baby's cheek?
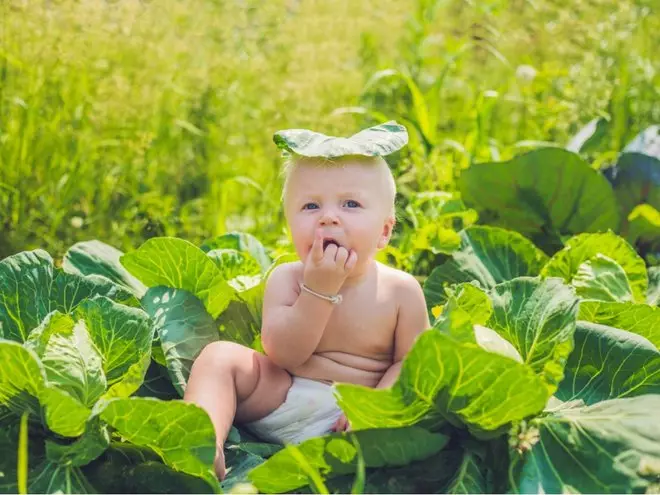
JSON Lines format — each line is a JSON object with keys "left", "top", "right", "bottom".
{"left": 297, "top": 244, "right": 310, "bottom": 261}
{"left": 290, "top": 230, "right": 309, "bottom": 256}
{"left": 298, "top": 239, "right": 314, "bottom": 260}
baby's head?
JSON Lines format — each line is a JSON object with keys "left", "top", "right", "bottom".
{"left": 282, "top": 155, "right": 396, "bottom": 266}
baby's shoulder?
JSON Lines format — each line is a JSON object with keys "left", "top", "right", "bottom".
{"left": 374, "top": 263, "right": 429, "bottom": 331}
{"left": 266, "top": 260, "right": 304, "bottom": 286}
{"left": 263, "top": 261, "right": 304, "bottom": 304}
{"left": 374, "top": 262, "right": 423, "bottom": 296}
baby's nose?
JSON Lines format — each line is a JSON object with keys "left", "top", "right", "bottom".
{"left": 319, "top": 211, "right": 340, "bottom": 225}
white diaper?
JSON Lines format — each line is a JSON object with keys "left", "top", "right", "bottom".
{"left": 243, "top": 376, "right": 343, "bottom": 445}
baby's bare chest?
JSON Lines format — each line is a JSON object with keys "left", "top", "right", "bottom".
{"left": 315, "top": 291, "right": 398, "bottom": 358}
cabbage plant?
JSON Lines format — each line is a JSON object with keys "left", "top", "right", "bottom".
{"left": 5, "top": 227, "right": 659, "bottom": 494}
{"left": 460, "top": 125, "right": 660, "bottom": 258}
{"left": 0, "top": 250, "right": 219, "bottom": 493}
{"left": 247, "top": 227, "right": 660, "bottom": 493}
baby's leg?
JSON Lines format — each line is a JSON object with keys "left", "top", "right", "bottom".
{"left": 184, "top": 341, "right": 292, "bottom": 480}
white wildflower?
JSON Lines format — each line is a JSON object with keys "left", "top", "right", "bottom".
{"left": 516, "top": 64, "right": 537, "bottom": 84}
{"left": 70, "top": 216, "right": 84, "bottom": 229}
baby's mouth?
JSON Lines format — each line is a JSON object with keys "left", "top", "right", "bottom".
{"left": 323, "top": 239, "right": 341, "bottom": 250}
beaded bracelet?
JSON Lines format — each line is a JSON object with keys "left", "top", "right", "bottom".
{"left": 299, "top": 283, "right": 343, "bottom": 305}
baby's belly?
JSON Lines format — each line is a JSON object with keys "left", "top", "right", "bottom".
{"left": 288, "top": 351, "right": 391, "bottom": 387}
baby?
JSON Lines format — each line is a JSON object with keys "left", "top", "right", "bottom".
{"left": 184, "top": 123, "right": 430, "bottom": 480}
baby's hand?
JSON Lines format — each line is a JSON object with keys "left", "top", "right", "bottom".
{"left": 303, "top": 228, "right": 358, "bottom": 295}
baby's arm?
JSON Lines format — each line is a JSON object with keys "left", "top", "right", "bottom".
{"left": 376, "top": 274, "right": 430, "bottom": 389}
{"left": 262, "top": 229, "right": 358, "bottom": 369}
{"left": 260, "top": 264, "right": 335, "bottom": 369}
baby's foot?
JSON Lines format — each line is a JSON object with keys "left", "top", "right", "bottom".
{"left": 214, "top": 447, "right": 226, "bottom": 480}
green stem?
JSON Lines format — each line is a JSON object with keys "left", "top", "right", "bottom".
{"left": 350, "top": 435, "right": 365, "bottom": 495}
{"left": 18, "top": 410, "right": 29, "bottom": 495}
{"left": 287, "top": 445, "right": 329, "bottom": 494}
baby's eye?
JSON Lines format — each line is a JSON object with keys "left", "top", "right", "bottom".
{"left": 343, "top": 199, "right": 361, "bottom": 208}
{"left": 302, "top": 202, "right": 319, "bottom": 210}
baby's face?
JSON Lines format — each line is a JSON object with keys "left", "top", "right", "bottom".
{"left": 284, "top": 160, "right": 394, "bottom": 268}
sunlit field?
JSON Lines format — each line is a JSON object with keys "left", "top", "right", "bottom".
{"left": 2, "top": 0, "right": 657, "bottom": 260}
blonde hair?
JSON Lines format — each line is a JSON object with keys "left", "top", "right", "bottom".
{"left": 281, "top": 155, "right": 397, "bottom": 217}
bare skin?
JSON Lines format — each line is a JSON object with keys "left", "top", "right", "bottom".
{"left": 184, "top": 158, "right": 430, "bottom": 480}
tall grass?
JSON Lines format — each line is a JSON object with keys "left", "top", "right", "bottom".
{"left": 1, "top": 0, "right": 657, "bottom": 258}
{"left": 349, "top": 0, "right": 659, "bottom": 194}
{"left": 0, "top": 0, "right": 408, "bottom": 257}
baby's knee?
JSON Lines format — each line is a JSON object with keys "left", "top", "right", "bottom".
{"left": 194, "top": 340, "right": 253, "bottom": 372}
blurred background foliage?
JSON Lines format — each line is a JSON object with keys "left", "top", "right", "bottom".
{"left": 1, "top": 0, "right": 658, "bottom": 261}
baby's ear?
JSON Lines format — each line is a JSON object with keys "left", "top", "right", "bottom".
{"left": 377, "top": 216, "right": 396, "bottom": 249}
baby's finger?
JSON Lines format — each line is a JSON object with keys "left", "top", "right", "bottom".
{"left": 311, "top": 229, "right": 324, "bottom": 262}
{"left": 344, "top": 250, "right": 358, "bottom": 272}
{"left": 323, "top": 242, "right": 338, "bottom": 260}
{"left": 335, "top": 246, "right": 349, "bottom": 266}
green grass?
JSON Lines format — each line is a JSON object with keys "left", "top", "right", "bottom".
{"left": 1, "top": 0, "right": 658, "bottom": 259}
